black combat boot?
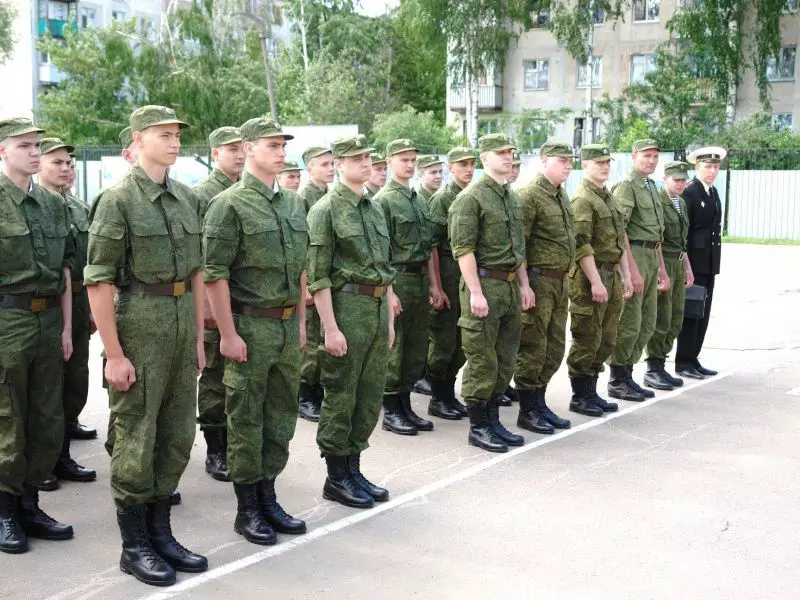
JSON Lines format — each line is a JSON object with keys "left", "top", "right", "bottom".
{"left": 516, "top": 388, "right": 555, "bottom": 434}
{"left": 413, "top": 370, "right": 432, "bottom": 395}
{"left": 495, "top": 393, "right": 513, "bottom": 407}
{"left": 569, "top": 376, "right": 604, "bottom": 417}
{"left": 590, "top": 375, "right": 618, "bottom": 412}
{"left": 68, "top": 420, "right": 98, "bottom": 440}
{"left": 487, "top": 396, "right": 524, "bottom": 445}
{"left": 467, "top": 402, "right": 508, "bottom": 453}
{"left": 504, "top": 386, "right": 519, "bottom": 402}
{"left": 298, "top": 382, "right": 321, "bottom": 422}
{"left": 54, "top": 435, "right": 97, "bottom": 482}
{"left": 233, "top": 483, "right": 276, "bottom": 545}
{"left": 626, "top": 365, "right": 655, "bottom": 398}
{"left": 644, "top": 359, "right": 676, "bottom": 391}
{"left": 427, "top": 377, "right": 461, "bottom": 420}
{"left": 323, "top": 455, "right": 374, "bottom": 509}
{"left": 346, "top": 453, "right": 389, "bottom": 502}
{"left": 536, "top": 386, "right": 571, "bottom": 429}
{"left": 39, "top": 473, "right": 59, "bottom": 491}
{"left": 399, "top": 389, "right": 434, "bottom": 431}
{"left": 169, "top": 491, "right": 182, "bottom": 506}
{"left": 662, "top": 365, "right": 684, "bottom": 388}
{"left": 258, "top": 479, "right": 307, "bottom": 534}
{"left": 446, "top": 376, "right": 468, "bottom": 417}
{"left": 607, "top": 366, "right": 646, "bottom": 402}
{"left": 0, "top": 492, "right": 27, "bottom": 554}
{"left": 146, "top": 498, "right": 208, "bottom": 572}
{"left": 382, "top": 393, "right": 418, "bottom": 435}
{"left": 203, "top": 428, "right": 230, "bottom": 482}
{"left": 20, "top": 485, "right": 73, "bottom": 540}
{"left": 118, "top": 504, "right": 176, "bottom": 586}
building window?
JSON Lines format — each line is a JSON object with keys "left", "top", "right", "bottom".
{"left": 523, "top": 59, "right": 549, "bottom": 90}
{"left": 772, "top": 113, "right": 793, "bottom": 131}
{"left": 630, "top": 54, "right": 656, "bottom": 84}
{"left": 47, "top": 1, "right": 68, "bottom": 20}
{"left": 112, "top": 10, "right": 127, "bottom": 22}
{"left": 633, "top": 0, "right": 660, "bottom": 22}
{"left": 592, "top": 6, "right": 606, "bottom": 23}
{"left": 80, "top": 7, "right": 97, "bottom": 28}
{"left": 766, "top": 46, "right": 796, "bottom": 82}
{"left": 784, "top": 0, "right": 798, "bottom": 12}
{"left": 40, "top": 51, "right": 50, "bottom": 64}
{"left": 577, "top": 56, "right": 603, "bottom": 88}
{"left": 531, "top": 10, "right": 550, "bottom": 27}
{"left": 140, "top": 16, "right": 156, "bottom": 39}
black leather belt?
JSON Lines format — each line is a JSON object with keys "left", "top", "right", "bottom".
{"left": 629, "top": 240, "right": 661, "bottom": 249}
{"left": 231, "top": 300, "right": 296, "bottom": 319}
{"left": 124, "top": 280, "right": 192, "bottom": 296}
{"left": 0, "top": 294, "right": 60, "bottom": 312}
{"left": 478, "top": 267, "right": 517, "bottom": 282}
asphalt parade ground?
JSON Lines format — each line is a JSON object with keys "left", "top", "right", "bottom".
{"left": 7, "top": 243, "right": 800, "bottom": 600}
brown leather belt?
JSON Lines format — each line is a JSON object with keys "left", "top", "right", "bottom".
{"left": 478, "top": 267, "right": 517, "bottom": 282}
{"left": 528, "top": 266, "right": 567, "bottom": 280}
{"left": 125, "top": 280, "right": 191, "bottom": 297}
{"left": 595, "top": 261, "right": 620, "bottom": 272}
{"left": 393, "top": 263, "right": 428, "bottom": 275}
{"left": 0, "top": 294, "right": 60, "bottom": 312}
{"left": 340, "top": 283, "right": 387, "bottom": 297}
{"left": 231, "top": 300, "right": 296, "bottom": 320}
{"left": 71, "top": 281, "right": 84, "bottom": 294}
{"left": 629, "top": 239, "right": 661, "bottom": 250}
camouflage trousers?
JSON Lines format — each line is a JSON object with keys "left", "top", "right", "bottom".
{"left": 64, "top": 290, "right": 91, "bottom": 425}
{"left": 567, "top": 264, "right": 623, "bottom": 377}
{"left": 385, "top": 271, "right": 429, "bottom": 395}
{"left": 197, "top": 328, "right": 226, "bottom": 431}
{"left": 317, "top": 292, "right": 390, "bottom": 457}
{"left": 458, "top": 277, "right": 522, "bottom": 406}
{"left": 515, "top": 273, "right": 568, "bottom": 390}
{"left": 109, "top": 293, "right": 197, "bottom": 509}
{"left": 427, "top": 257, "right": 464, "bottom": 382}
{"left": 301, "top": 306, "right": 322, "bottom": 387}
{"left": 647, "top": 256, "right": 686, "bottom": 361}
{"left": 610, "top": 245, "right": 659, "bottom": 366}
{"left": 0, "top": 307, "right": 64, "bottom": 495}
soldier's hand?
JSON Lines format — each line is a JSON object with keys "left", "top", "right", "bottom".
{"left": 203, "top": 302, "right": 217, "bottom": 329}
{"left": 221, "top": 334, "right": 248, "bottom": 363}
{"left": 684, "top": 270, "right": 694, "bottom": 289}
{"left": 658, "top": 273, "right": 671, "bottom": 292}
{"left": 305, "top": 290, "right": 315, "bottom": 307}
{"left": 520, "top": 285, "right": 535, "bottom": 311}
{"left": 631, "top": 270, "right": 645, "bottom": 294}
{"left": 389, "top": 323, "right": 395, "bottom": 350}
{"left": 106, "top": 356, "right": 136, "bottom": 392}
{"left": 325, "top": 329, "right": 348, "bottom": 357}
{"left": 470, "top": 291, "right": 489, "bottom": 318}
{"left": 61, "top": 329, "right": 74, "bottom": 362}
{"left": 591, "top": 281, "right": 609, "bottom": 303}
{"left": 196, "top": 340, "right": 206, "bottom": 373}
{"left": 299, "top": 320, "right": 307, "bottom": 349}
{"left": 391, "top": 295, "right": 403, "bottom": 318}
{"left": 429, "top": 286, "right": 446, "bottom": 311}
{"left": 622, "top": 279, "right": 634, "bottom": 300}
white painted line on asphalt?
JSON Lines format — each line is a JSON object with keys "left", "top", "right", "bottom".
{"left": 786, "top": 386, "right": 800, "bottom": 396}
{"left": 141, "top": 372, "right": 731, "bottom": 600}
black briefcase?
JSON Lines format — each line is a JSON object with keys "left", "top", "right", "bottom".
{"left": 684, "top": 284, "right": 707, "bottom": 319}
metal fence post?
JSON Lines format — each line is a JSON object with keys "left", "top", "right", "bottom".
{"left": 81, "top": 147, "right": 88, "bottom": 205}
{"left": 723, "top": 152, "right": 731, "bottom": 236}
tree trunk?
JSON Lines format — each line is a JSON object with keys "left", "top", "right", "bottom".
{"left": 725, "top": 17, "right": 738, "bottom": 125}
{"left": 466, "top": 71, "right": 479, "bottom": 147}
{"left": 584, "top": 24, "right": 594, "bottom": 145}
{"left": 299, "top": 0, "right": 310, "bottom": 89}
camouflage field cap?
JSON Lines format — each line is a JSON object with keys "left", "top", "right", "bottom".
{"left": 331, "top": 134, "right": 374, "bottom": 158}
{"left": 632, "top": 138, "right": 659, "bottom": 153}
{"left": 539, "top": 140, "right": 578, "bottom": 158}
{"left": 417, "top": 154, "right": 443, "bottom": 169}
{"left": 0, "top": 117, "right": 45, "bottom": 140}
{"left": 130, "top": 105, "right": 189, "bottom": 133}
{"left": 511, "top": 150, "right": 523, "bottom": 165}
{"left": 280, "top": 160, "right": 301, "bottom": 173}
{"left": 580, "top": 144, "right": 614, "bottom": 162}
{"left": 40, "top": 137, "right": 75, "bottom": 155}
{"left": 386, "top": 138, "right": 417, "bottom": 157}
{"left": 118, "top": 126, "right": 133, "bottom": 148}
{"left": 664, "top": 160, "right": 691, "bottom": 179}
{"left": 302, "top": 146, "right": 332, "bottom": 165}
{"left": 447, "top": 147, "right": 477, "bottom": 164}
{"left": 209, "top": 126, "right": 242, "bottom": 148}
{"left": 478, "top": 133, "right": 515, "bottom": 153}
{"left": 370, "top": 152, "right": 387, "bottom": 165}
{"left": 240, "top": 117, "right": 294, "bottom": 142}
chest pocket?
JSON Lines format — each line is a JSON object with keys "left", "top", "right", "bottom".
{"left": 484, "top": 208, "right": 510, "bottom": 247}
{"left": 636, "top": 190, "right": 660, "bottom": 226}
{"left": 128, "top": 216, "right": 174, "bottom": 277}
{"left": 285, "top": 214, "right": 309, "bottom": 274}
{"left": 39, "top": 218, "right": 69, "bottom": 267}
{"left": 181, "top": 214, "right": 203, "bottom": 272}
{"left": 239, "top": 213, "right": 282, "bottom": 270}
{"left": 393, "top": 211, "right": 421, "bottom": 250}
{"left": 0, "top": 215, "right": 32, "bottom": 272}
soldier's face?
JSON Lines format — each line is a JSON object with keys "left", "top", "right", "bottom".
{"left": 449, "top": 159, "right": 476, "bottom": 188}
{"left": 508, "top": 164, "right": 521, "bottom": 183}
{"left": 632, "top": 149, "right": 659, "bottom": 176}
{"left": 541, "top": 155, "right": 573, "bottom": 186}
{"left": 39, "top": 148, "right": 72, "bottom": 189}
{"left": 338, "top": 152, "right": 372, "bottom": 184}
{"left": 696, "top": 161, "right": 720, "bottom": 185}
{"left": 482, "top": 148, "right": 512, "bottom": 176}
{"left": 309, "top": 153, "right": 335, "bottom": 184}
{"left": 247, "top": 136, "right": 287, "bottom": 176}
{"left": 369, "top": 162, "right": 387, "bottom": 188}
{"left": 420, "top": 164, "right": 443, "bottom": 190}
{"left": 137, "top": 124, "right": 181, "bottom": 167}
{"left": 663, "top": 176, "right": 688, "bottom": 197}
{"left": 214, "top": 141, "right": 245, "bottom": 179}
{"left": 0, "top": 132, "right": 42, "bottom": 176}
{"left": 389, "top": 151, "right": 417, "bottom": 182}
{"left": 67, "top": 160, "right": 76, "bottom": 187}
{"left": 582, "top": 159, "right": 611, "bottom": 184}
{"left": 278, "top": 171, "right": 301, "bottom": 191}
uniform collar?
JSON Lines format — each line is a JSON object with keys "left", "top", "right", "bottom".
{"left": 242, "top": 170, "right": 278, "bottom": 201}
{"left": 535, "top": 173, "right": 560, "bottom": 197}
{"left": 447, "top": 179, "right": 464, "bottom": 194}
{"left": 131, "top": 164, "right": 182, "bottom": 203}
{"left": 629, "top": 169, "right": 655, "bottom": 189}
{"left": 0, "top": 172, "right": 30, "bottom": 205}
{"left": 211, "top": 168, "right": 237, "bottom": 187}
{"left": 582, "top": 178, "right": 610, "bottom": 197}
{"left": 335, "top": 180, "right": 365, "bottom": 207}
{"left": 386, "top": 178, "right": 414, "bottom": 199}
{"left": 480, "top": 173, "right": 508, "bottom": 199}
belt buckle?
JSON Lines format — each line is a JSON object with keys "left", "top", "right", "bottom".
{"left": 505, "top": 272, "right": 516, "bottom": 282}
{"left": 72, "top": 282, "right": 82, "bottom": 294}
{"left": 655, "top": 241, "right": 662, "bottom": 250}
{"left": 679, "top": 252, "right": 686, "bottom": 260}
{"left": 282, "top": 306, "right": 294, "bottom": 319}
{"left": 373, "top": 286, "right": 384, "bottom": 297}
{"left": 30, "top": 297, "right": 47, "bottom": 312}
{"left": 173, "top": 281, "right": 186, "bottom": 296}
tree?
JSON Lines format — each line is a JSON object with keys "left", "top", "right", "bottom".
{"left": 0, "top": 0, "right": 16, "bottom": 66}
{"left": 481, "top": 108, "right": 574, "bottom": 153}
{"left": 371, "top": 105, "right": 457, "bottom": 154}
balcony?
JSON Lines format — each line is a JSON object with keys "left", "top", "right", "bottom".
{"left": 39, "top": 63, "right": 66, "bottom": 85}
{"left": 449, "top": 85, "right": 504, "bottom": 112}
{"left": 38, "top": 18, "right": 78, "bottom": 38}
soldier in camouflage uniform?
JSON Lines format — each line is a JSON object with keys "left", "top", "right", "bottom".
{"left": 298, "top": 146, "right": 335, "bottom": 422}
{"left": 426, "top": 147, "right": 476, "bottom": 421}
{"left": 277, "top": 160, "right": 301, "bottom": 192}
{"left": 307, "top": 134, "right": 396, "bottom": 509}
{"left": 566, "top": 144, "right": 633, "bottom": 417}
{"left": 376, "top": 140, "right": 445, "bottom": 436}
{"left": 644, "top": 161, "right": 693, "bottom": 390}
{"left": 365, "top": 152, "right": 387, "bottom": 199}
{"left": 508, "top": 150, "right": 522, "bottom": 185}
{"left": 608, "top": 139, "right": 669, "bottom": 402}
{"left": 38, "top": 138, "right": 97, "bottom": 487}
{"left": 86, "top": 106, "right": 207, "bottom": 586}
{"left": 448, "top": 134, "right": 535, "bottom": 453}
{"left": 514, "top": 141, "right": 576, "bottom": 434}
{"left": 194, "top": 126, "right": 244, "bottom": 482}
{"left": 204, "top": 117, "right": 308, "bottom": 545}
{"left": 0, "top": 118, "right": 76, "bottom": 554}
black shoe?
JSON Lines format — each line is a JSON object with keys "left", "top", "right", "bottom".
{"left": 20, "top": 486, "right": 73, "bottom": 540}
{"left": 298, "top": 382, "right": 321, "bottom": 422}
{"left": 146, "top": 498, "right": 208, "bottom": 572}
{"left": 203, "top": 429, "right": 231, "bottom": 482}
{"left": 382, "top": 393, "right": 418, "bottom": 435}
{"left": 427, "top": 378, "right": 461, "bottom": 420}
{"left": 118, "top": 504, "right": 176, "bottom": 586}
{"left": 233, "top": 483, "right": 277, "bottom": 545}
{"left": 516, "top": 388, "right": 555, "bottom": 434}
{"left": 259, "top": 479, "right": 307, "bottom": 534}
{"left": 662, "top": 368, "right": 684, "bottom": 387}
{"left": 55, "top": 436, "right": 97, "bottom": 482}
{"left": 68, "top": 420, "right": 98, "bottom": 440}
{"left": 590, "top": 376, "right": 618, "bottom": 413}
{"left": 346, "top": 453, "right": 389, "bottom": 502}
{"left": 676, "top": 363, "right": 706, "bottom": 379}
{"left": 607, "top": 366, "right": 646, "bottom": 402}
{"left": 626, "top": 365, "right": 655, "bottom": 398}
{"left": 644, "top": 360, "right": 676, "bottom": 391}
{"left": 504, "top": 386, "right": 519, "bottom": 402}
{"left": 323, "top": 455, "right": 374, "bottom": 509}
{"left": 696, "top": 363, "right": 718, "bottom": 377}
{"left": 495, "top": 393, "right": 513, "bottom": 407}
{"left": 0, "top": 492, "right": 27, "bottom": 554}
{"left": 487, "top": 396, "right": 524, "bottom": 445}
{"left": 446, "top": 377, "right": 468, "bottom": 417}
{"left": 413, "top": 377, "right": 432, "bottom": 396}
{"left": 169, "top": 492, "right": 182, "bottom": 506}
{"left": 399, "top": 390, "right": 434, "bottom": 431}
{"left": 569, "top": 376, "right": 604, "bottom": 417}
{"left": 536, "top": 386, "right": 571, "bottom": 429}
{"left": 467, "top": 402, "right": 508, "bottom": 453}
{"left": 39, "top": 473, "right": 59, "bottom": 492}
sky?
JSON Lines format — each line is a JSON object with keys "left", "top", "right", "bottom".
{"left": 356, "top": 0, "right": 400, "bottom": 17}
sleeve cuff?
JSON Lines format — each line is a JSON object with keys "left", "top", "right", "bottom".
{"left": 83, "top": 265, "right": 117, "bottom": 285}
{"left": 575, "top": 244, "right": 595, "bottom": 261}
{"left": 308, "top": 277, "right": 332, "bottom": 294}
{"left": 452, "top": 245, "right": 476, "bottom": 258}
{"left": 203, "top": 266, "right": 231, "bottom": 283}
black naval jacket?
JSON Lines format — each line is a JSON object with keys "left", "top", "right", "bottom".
{"left": 682, "top": 177, "right": 722, "bottom": 276}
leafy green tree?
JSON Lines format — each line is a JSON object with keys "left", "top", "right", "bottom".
{"left": 371, "top": 105, "right": 457, "bottom": 154}
{"left": 0, "top": 0, "right": 16, "bottom": 66}
{"left": 483, "top": 108, "right": 574, "bottom": 153}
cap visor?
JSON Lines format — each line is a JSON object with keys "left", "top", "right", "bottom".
{"left": 389, "top": 147, "right": 418, "bottom": 156}
{"left": 10, "top": 126, "right": 46, "bottom": 137}
{"left": 44, "top": 143, "right": 75, "bottom": 154}
{"left": 142, "top": 119, "right": 190, "bottom": 130}
{"left": 215, "top": 136, "right": 243, "bottom": 147}
{"left": 342, "top": 147, "right": 376, "bottom": 157}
